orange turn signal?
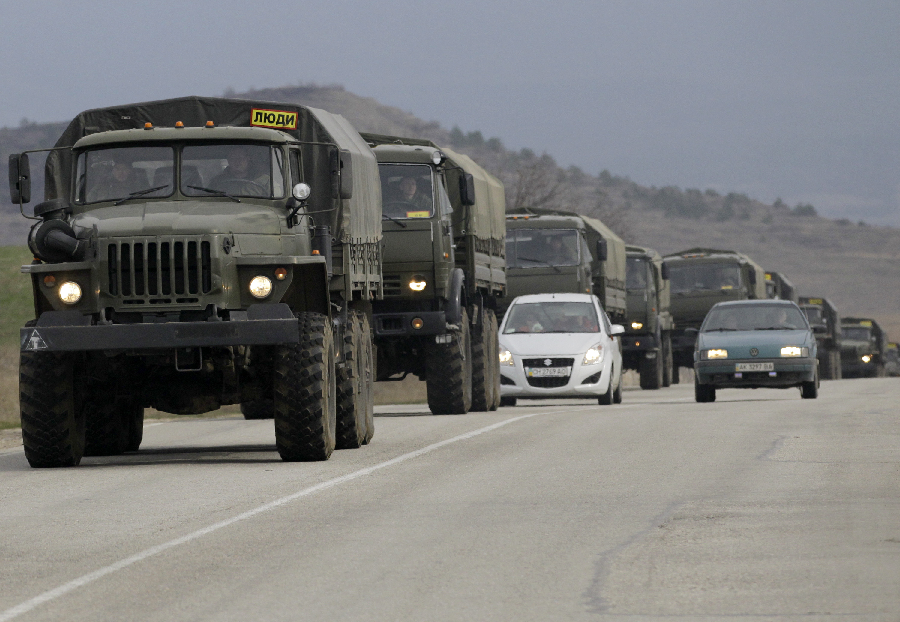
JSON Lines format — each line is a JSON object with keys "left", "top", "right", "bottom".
{"left": 274, "top": 267, "right": 287, "bottom": 280}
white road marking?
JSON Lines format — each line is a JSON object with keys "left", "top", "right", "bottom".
{"left": 0, "top": 406, "right": 594, "bottom": 622}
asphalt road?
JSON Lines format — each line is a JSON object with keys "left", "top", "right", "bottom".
{"left": 1, "top": 379, "right": 898, "bottom": 621}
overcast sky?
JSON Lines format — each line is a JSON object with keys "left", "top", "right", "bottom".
{"left": 2, "top": 0, "right": 898, "bottom": 224}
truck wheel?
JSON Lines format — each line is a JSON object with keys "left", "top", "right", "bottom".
{"left": 125, "top": 400, "right": 144, "bottom": 452}
{"left": 241, "top": 400, "right": 274, "bottom": 419}
{"left": 84, "top": 397, "right": 129, "bottom": 457}
{"left": 20, "top": 351, "right": 86, "bottom": 468}
{"left": 470, "top": 307, "right": 495, "bottom": 412}
{"left": 694, "top": 378, "right": 716, "bottom": 403}
{"left": 671, "top": 365, "right": 681, "bottom": 384}
{"left": 273, "top": 313, "right": 337, "bottom": 461}
{"left": 336, "top": 312, "right": 366, "bottom": 449}
{"left": 639, "top": 352, "right": 663, "bottom": 390}
{"left": 488, "top": 310, "right": 501, "bottom": 411}
{"left": 242, "top": 346, "right": 275, "bottom": 419}
{"left": 500, "top": 396, "right": 516, "bottom": 407}
{"left": 356, "top": 312, "right": 375, "bottom": 444}
{"left": 833, "top": 352, "right": 842, "bottom": 380}
{"left": 426, "top": 308, "right": 473, "bottom": 415}
{"left": 661, "top": 334, "right": 673, "bottom": 387}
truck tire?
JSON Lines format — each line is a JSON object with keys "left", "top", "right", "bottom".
{"left": 426, "top": 308, "right": 473, "bottom": 415}
{"left": 661, "top": 333, "right": 673, "bottom": 387}
{"left": 20, "top": 351, "right": 86, "bottom": 468}
{"left": 84, "top": 397, "right": 129, "bottom": 457}
{"left": 500, "top": 396, "right": 517, "bottom": 407}
{"left": 471, "top": 307, "right": 496, "bottom": 412}
{"left": 639, "top": 352, "right": 663, "bottom": 390}
{"left": 273, "top": 313, "right": 337, "bottom": 461}
{"left": 819, "top": 351, "right": 832, "bottom": 380}
{"left": 833, "top": 351, "right": 842, "bottom": 380}
{"left": 336, "top": 312, "right": 366, "bottom": 449}
{"left": 242, "top": 346, "right": 276, "bottom": 419}
{"left": 488, "top": 310, "right": 501, "bottom": 411}
{"left": 125, "top": 400, "right": 144, "bottom": 452}
{"left": 357, "top": 312, "right": 375, "bottom": 444}
{"left": 694, "top": 378, "right": 716, "bottom": 403}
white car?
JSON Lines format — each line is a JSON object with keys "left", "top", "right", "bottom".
{"left": 498, "top": 293, "right": 625, "bottom": 406}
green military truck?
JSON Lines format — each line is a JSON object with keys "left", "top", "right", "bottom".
{"left": 9, "top": 96, "right": 382, "bottom": 467}
{"left": 504, "top": 208, "right": 627, "bottom": 323}
{"left": 764, "top": 271, "right": 798, "bottom": 302}
{"left": 622, "top": 245, "right": 674, "bottom": 389}
{"left": 799, "top": 296, "right": 842, "bottom": 379}
{"left": 840, "top": 317, "right": 888, "bottom": 378}
{"left": 361, "top": 134, "right": 506, "bottom": 414}
{"left": 663, "top": 248, "right": 766, "bottom": 381}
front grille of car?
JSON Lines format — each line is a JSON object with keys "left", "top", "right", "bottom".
{"left": 522, "top": 358, "right": 575, "bottom": 368}
{"left": 107, "top": 237, "right": 212, "bottom": 304}
{"left": 522, "top": 358, "right": 574, "bottom": 388}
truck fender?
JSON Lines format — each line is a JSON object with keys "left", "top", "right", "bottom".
{"left": 445, "top": 268, "right": 465, "bottom": 327}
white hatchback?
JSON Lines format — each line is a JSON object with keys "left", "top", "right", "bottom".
{"left": 498, "top": 293, "right": 625, "bottom": 406}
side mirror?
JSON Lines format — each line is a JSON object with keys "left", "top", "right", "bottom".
{"left": 684, "top": 327, "right": 699, "bottom": 337}
{"left": 610, "top": 324, "right": 625, "bottom": 336}
{"left": 331, "top": 149, "right": 353, "bottom": 200}
{"left": 595, "top": 238, "right": 608, "bottom": 261}
{"left": 660, "top": 261, "right": 670, "bottom": 280}
{"left": 459, "top": 173, "right": 476, "bottom": 206}
{"left": 9, "top": 153, "right": 31, "bottom": 204}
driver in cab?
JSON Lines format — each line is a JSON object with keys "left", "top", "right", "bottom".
{"left": 397, "top": 175, "right": 432, "bottom": 212}
{"left": 210, "top": 146, "right": 269, "bottom": 192}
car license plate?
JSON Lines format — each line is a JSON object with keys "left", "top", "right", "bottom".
{"left": 526, "top": 367, "right": 569, "bottom": 377}
{"left": 735, "top": 362, "right": 774, "bottom": 372}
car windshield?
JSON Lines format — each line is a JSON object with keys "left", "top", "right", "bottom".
{"left": 76, "top": 146, "right": 174, "bottom": 204}
{"left": 668, "top": 262, "right": 742, "bottom": 293}
{"left": 182, "top": 144, "right": 285, "bottom": 198}
{"left": 703, "top": 304, "right": 808, "bottom": 332}
{"left": 626, "top": 257, "right": 651, "bottom": 290}
{"left": 503, "top": 301, "right": 600, "bottom": 334}
{"left": 842, "top": 326, "right": 872, "bottom": 341}
{"left": 506, "top": 229, "right": 579, "bottom": 268}
{"left": 378, "top": 164, "right": 435, "bottom": 219}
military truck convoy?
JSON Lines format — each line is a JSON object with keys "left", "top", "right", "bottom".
{"left": 799, "top": 296, "right": 842, "bottom": 379}
{"left": 662, "top": 248, "right": 766, "bottom": 381}
{"left": 9, "top": 96, "right": 383, "bottom": 467}
{"left": 504, "top": 207, "right": 626, "bottom": 323}
{"left": 360, "top": 134, "right": 506, "bottom": 415}
{"left": 840, "top": 317, "right": 888, "bottom": 378}
{"left": 622, "top": 245, "right": 674, "bottom": 389}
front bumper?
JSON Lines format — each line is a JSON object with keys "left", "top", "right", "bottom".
{"left": 499, "top": 353, "right": 613, "bottom": 399}
{"left": 373, "top": 311, "right": 447, "bottom": 338}
{"left": 20, "top": 304, "right": 298, "bottom": 352}
{"left": 695, "top": 357, "right": 817, "bottom": 388}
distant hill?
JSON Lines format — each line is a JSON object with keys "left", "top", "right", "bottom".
{"left": 2, "top": 84, "right": 898, "bottom": 337}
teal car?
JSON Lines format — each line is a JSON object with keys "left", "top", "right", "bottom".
{"left": 693, "top": 300, "right": 819, "bottom": 402}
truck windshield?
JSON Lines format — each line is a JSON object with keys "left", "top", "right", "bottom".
{"left": 668, "top": 262, "right": 742, "bottom": 293}
{"left": 504, "top": 301, "right": 600, "bottom": 334}
{"left": 842, "top": 327, "right": 872, "bottom": 341}
{"left": 76, "top": 146, "right": 174, "bottom": 204}
{"left": 182, "top": 144, "right": 285, "bottom": 199}
{"left": 506, "top": 229, "right": 579, "bottom": 268}
{"left": 802, "top": 306, "right": 824, "bottom": 325}
{"left": 379, "top": 164, "right": 435, "bottom": 219}
{"left": 626, "top": 257, "right": 651, "bottom": 289}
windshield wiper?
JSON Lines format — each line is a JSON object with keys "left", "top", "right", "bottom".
{"left": 113, "top": 185, "right": 170, "bottom": 206}
{"left": 757, "top": 326, "right": 793, "bottom": 330}
{"left": 381, "top": 215, "right": 407, "bottom": 228}
{"left": 706, "top": 328, "right": 738, "bottom": 332}
{"left": 516, "top": 256, "right": 561, "bottom": 273}
{"left": 187, "top": 185, "right": 241, "bottom": 203}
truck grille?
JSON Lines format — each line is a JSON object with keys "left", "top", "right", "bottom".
{"left": 383, "top": 275, "right": 402, "bottom": 297}
{"left": 107, "top": 238, "right": 212, "bottom": 304}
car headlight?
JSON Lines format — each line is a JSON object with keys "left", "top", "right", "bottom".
{"left": 702, "top": 349, "right": 728, "bottom": 360}
{"left": 499, "top": 349, "right": 514, "bottom": 366}
{"left": 582, "top": 343, "right": 603, "bottom": 365}
{"left": 780, "top": 346, "right": 807, "bottom": 357}
{"left": 861, "top": 354, "right": 872, "bottom": 363}
{"left": 249, "top": 275, "right": 273, "bottom": 299}
{"left": 408, "top": 276, "right": 427, "bottom": 291}
{"left": 630, "top": 321, "right": 643, "bottom": 330}
{"left": 58, "top": 281, "right": 82, "bottom": 304}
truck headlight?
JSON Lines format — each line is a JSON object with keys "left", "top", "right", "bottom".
{"left": 861, "top": 355, "right": 872, "bottom": 363}
{"left": 249, "top": 275, "right": 273, "bottom": 299}
{"left": 582, "top": 344, "right": 603, "bottom": 365}
{"left": 408, "top": 276, "right": 427, "bottom": 291}
{"left": 631, "top": 322, "right": 643, "bottom": 330}
{"left": 58, "top": 281, "right": 82, "bottom": 304}
{"left": 499, "top": 349, "right": 514, "bottom": 366}
{"left": 702, "top": 349, "right": 728, "bottom": 360}
{"left": 780, "top": 346, "right": 806, "bottom": 357}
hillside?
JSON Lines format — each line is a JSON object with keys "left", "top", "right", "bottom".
{"left": 2, "top": 84, "right": 898, "bottom": 337}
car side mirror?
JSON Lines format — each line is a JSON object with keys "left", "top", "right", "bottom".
{"left": 459, "top": 173, "right": 476, "bottom": 206}
{"left": 610, "top": 324, "right": 625, "bottom": 336}
{"left": 596, "top": 238, "right": 608, "bottom": 261}
{"left": 9, "top": 153, "right": 31, "bottom": 204}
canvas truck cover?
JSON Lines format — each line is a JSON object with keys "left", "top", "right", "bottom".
{"left": 43, "top": 96, "right": 381, "bottom": 244}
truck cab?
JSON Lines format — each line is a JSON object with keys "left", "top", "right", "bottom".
{"left": 799, "top": 296, "right": 842, "bottom": 379}
{"left": 840, "top": 317, "right": 887, "bottom": 378}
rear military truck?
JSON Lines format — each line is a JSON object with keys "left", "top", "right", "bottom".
{"left": 622, "top": 245, "right": 674, "bottom": 389}
{"left": 9, "top": 96, "right": 382, "bottom": 468}
{"left": 360, "top": 134, "right": 506, "bottom": 415}
{"left": 764, "top": 271, "right": 798, "bottom": 302}
{"left": 885, "top": 342, "right": 900, "bottom": 377}
{"left": 662, "top": 248, "right": 765, "bottom": 381}
{"left": 504, "top": 207, "right": 626, "bottom": 324}
{"left": 840, "top": 317, "right": 887, "bottom": 378}
{"left": 799, "top": 296, "right": 842, "bottom": 379}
